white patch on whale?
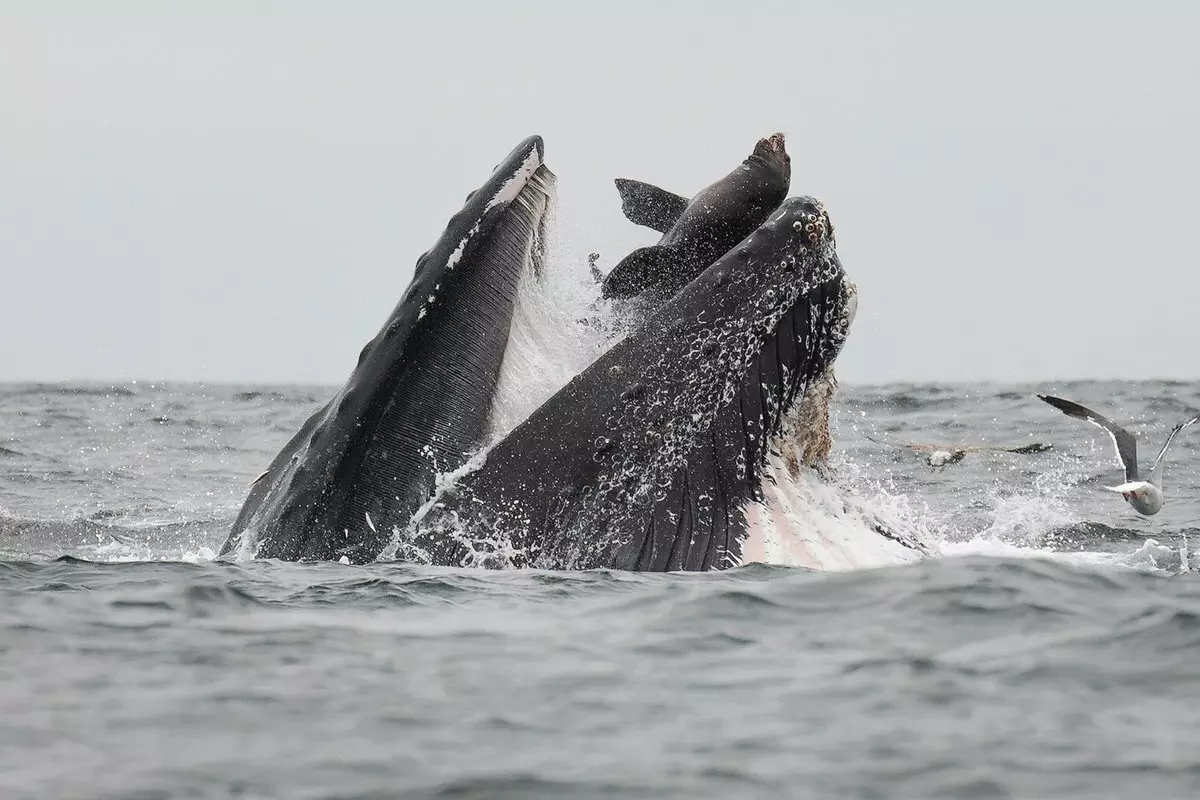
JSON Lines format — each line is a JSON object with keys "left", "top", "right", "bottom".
{"left": 487, "top": 146, "right": 544, "bottom": 211}
{"left": 739, "top": 457, "right": 924, "bottom": 571}
{"left": 420, "top": 146, "right": 547, "bottom": 320}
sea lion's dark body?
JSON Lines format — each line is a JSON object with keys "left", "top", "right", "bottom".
{"left": 601, "top": 133, "right": 791, "bottom": 303}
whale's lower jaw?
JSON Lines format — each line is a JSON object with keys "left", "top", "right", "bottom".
{"left": 219, "top": 136, "right": 559, "bottom": 563}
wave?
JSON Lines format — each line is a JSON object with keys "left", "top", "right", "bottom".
{"left": 0, "top": 510, "right": 231, "bottom": 564}
{"left": 2, "top": 383, "right": 139, "bottom": 398}
{"left": 231, "top": 389, "right": 324, "bottom": 404}
{"left": 3, "top": 551, "right": 1194, "bottom": 619}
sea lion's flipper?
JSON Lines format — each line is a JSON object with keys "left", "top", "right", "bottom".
{"left": 614, "top": 179, "right": 689, "bottom": 233}
{"left": 600, "top": 245, "right": 682, "bottom": 299}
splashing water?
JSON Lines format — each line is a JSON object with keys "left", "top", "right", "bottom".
{"left": 2, "top": 214, "right": 1199, "bottom": 575}
{"left": 485, "top": 210, "right": 618, "bottom": 442}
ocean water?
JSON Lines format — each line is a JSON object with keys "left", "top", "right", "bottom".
{"left": 3, "top": 379, "right": 1200, "bottom": 799}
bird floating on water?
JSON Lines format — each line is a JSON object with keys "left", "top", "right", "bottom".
{"left": 1037, "top": 394, "right": 1200, "bottom": 516}
{"left": 865, "top": 433, "right": 1053, "bottom": 467}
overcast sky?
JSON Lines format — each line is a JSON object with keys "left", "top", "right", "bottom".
{"left": 2, "top": 1, "right": 1196, "bottom": 386}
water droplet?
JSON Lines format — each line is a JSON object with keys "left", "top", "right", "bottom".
{"left": 621, "top": 382, "right": 646, "bottom": 402}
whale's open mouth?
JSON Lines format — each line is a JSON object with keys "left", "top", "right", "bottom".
{"left": 222, "top": 134, "right": 861, "bottom": 572}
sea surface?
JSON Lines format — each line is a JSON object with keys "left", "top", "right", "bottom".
{"left": 3, "top": 379, "right": 1200, "bottom": 799}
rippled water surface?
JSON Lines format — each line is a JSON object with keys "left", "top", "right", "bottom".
{"left": 3, "top": 380, "right": 1200, "bottom": 799}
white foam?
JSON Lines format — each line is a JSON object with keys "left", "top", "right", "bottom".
{"left": 935, "top": 534, "right": 1184, "bottom": 574}
{"left": 80, "top": 532, "right": 219, "bottom": 564}
{"left": 972, "top": 489, "right": 1082, "bottom": 548}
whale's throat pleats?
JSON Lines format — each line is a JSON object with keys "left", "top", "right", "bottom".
{"left": 315, "top": 167, "right": 556, "bottom": 557}
{"left": 616, "top": 276, "right": 844, "bottom": 570}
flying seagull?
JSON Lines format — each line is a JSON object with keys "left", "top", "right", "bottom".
{"left": 865, "top": 433, "right": 1053, "bottom": 467}
{"left": 1037, "top": 394, "right": 1200, "bottom": 516}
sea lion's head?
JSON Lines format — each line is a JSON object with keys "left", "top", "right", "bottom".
{"left": 748, "top": 131, "right": 791, "bottom": 186}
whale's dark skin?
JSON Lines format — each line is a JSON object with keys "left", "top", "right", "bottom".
{"left": 219, "top": 136, "right": 556, "bottom": 563}
{"left": 403, "top": 196, "right": 854, "bottom": 571}
{"left": 600, "top": 133, "right": 791, "bottom": 304}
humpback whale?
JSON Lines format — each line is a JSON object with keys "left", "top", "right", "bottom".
{"left": 220, "top": 136, "right": 556, "bottom": 562}
{"left": 600, "top": 133, "right": 791, "bottom": 303}
{"left": 400, "top": 197, "right": 858, "bottom": 571}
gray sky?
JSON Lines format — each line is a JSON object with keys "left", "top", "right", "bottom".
{"left": 2, "top": 1, "right": 1197, "bottom": 386}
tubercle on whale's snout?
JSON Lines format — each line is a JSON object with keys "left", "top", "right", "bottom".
{"left": 754, "top": 197, "right": 835, "bottom": 257}
{"left": 791, "top": 206, "right": 833, "bottom": 248}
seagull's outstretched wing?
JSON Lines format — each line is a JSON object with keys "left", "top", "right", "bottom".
{"left": 1038, "top": 394, "right": 1138, "bottom": 482}
{"left": 959, "top": 442, "right": 1055, "bottom": 455}
{"left": 867, "top": 434, "right": 1052, "bottom": 456}
{"left": 1148, "top": 410, "right": 1200, "bottom": 487}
